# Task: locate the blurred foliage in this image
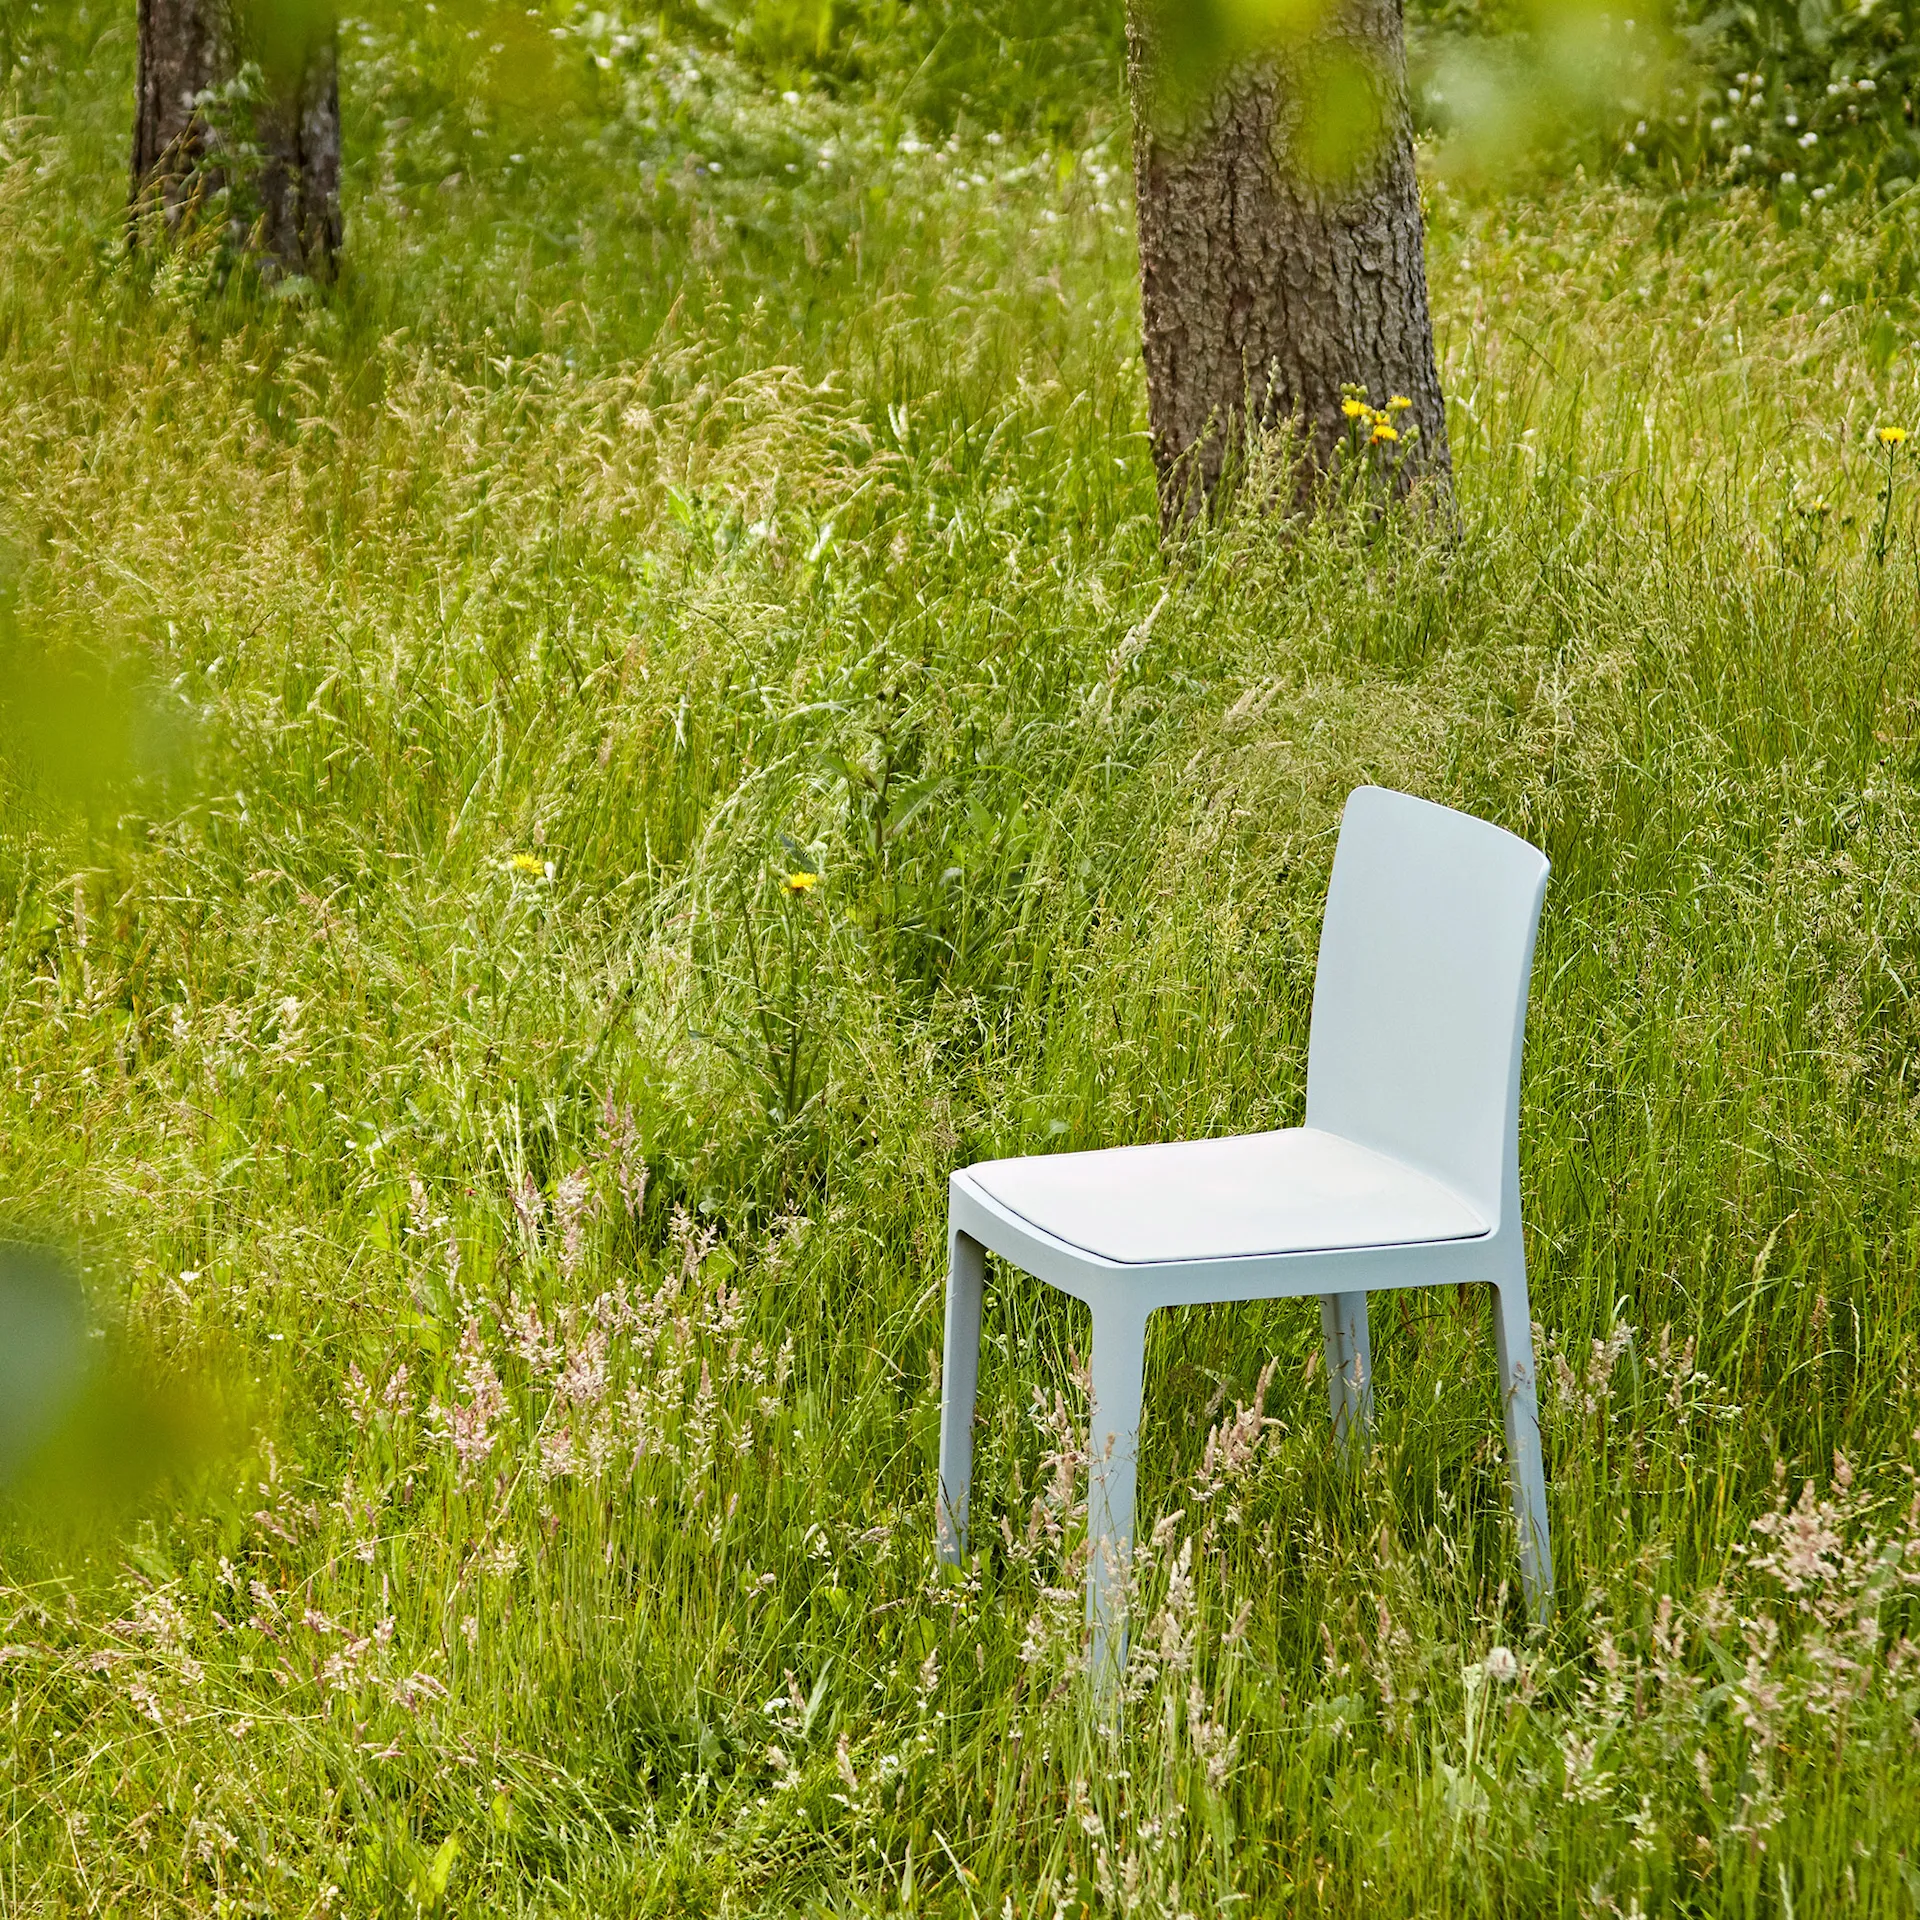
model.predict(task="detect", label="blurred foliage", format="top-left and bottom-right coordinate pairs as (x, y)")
top-left (1409, 0), bottom-right (1671, 184)
top-left (1647, 0), bottom-right (1918, 205)
top-left (13, 0), bottom-right (1906, 211)
top-left (0, 1245), bottom-right (88, 1483)
top-left (0, 1241), bottom-right (233, 1555)
top-left (240, 0), bottom-right (339, 84)
top-left (451, 0), bottom-right (1133, 136)
top-left (641, 0), bottom-right (1127, 131)
top-left (1129, 0), bottom-right (1333, 114)
top-left (0, 565), bottom-right (188, 840)
top-left (1410, 0), bottom-right (1918, 205)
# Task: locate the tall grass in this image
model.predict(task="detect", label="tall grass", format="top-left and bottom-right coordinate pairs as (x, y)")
top-left (4, 3), bottom-right (1920, 1913)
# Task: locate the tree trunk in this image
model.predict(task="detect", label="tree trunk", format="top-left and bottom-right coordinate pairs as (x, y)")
top-left (132, 0), bottom-right (233, 231)
top-left (131, 0), bottom-right (341, 282)
top-left (1127, 0), bottom-right (1450, 529)
top-left (249, 11), bottom-right (342, 279)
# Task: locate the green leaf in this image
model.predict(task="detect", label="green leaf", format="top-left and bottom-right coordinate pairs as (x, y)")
top-left (412, 1833), bottom-right (460, 1910)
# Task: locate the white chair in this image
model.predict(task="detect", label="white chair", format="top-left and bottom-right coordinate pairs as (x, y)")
top-left (935, 786), bottom-right (1553, 1679)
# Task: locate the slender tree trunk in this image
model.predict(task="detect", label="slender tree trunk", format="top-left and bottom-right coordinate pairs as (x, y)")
top-left (249, 9), bottom-right (342, 277)
top-left (131, 0), bottom-right (342, 281)
top-left (1127, 0), bottom-right (1450, 529)
top-left (132, 0), bottom-right (233, 229)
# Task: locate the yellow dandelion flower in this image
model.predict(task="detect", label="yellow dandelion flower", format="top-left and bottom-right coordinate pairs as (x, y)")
top-left (1878, 425), bottom-right (1908, 447)
top-left (1341, 397), bottom-right (1368, 419)
top-left (509, 853), bottom-right (546, 877)
top-left (1387, 394), bottom-right (1413, 411)
top-left (1370, 422), bottom-right (1400, 443)
top-left (782, 871), bottom-right (818, 894)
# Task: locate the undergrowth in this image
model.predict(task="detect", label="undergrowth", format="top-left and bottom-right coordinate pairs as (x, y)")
top-left (3, 2), bottom-right (1920, 1914)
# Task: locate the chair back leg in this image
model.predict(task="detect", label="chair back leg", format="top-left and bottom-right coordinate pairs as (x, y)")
top-left (1319, 1290), bottom-right (1375, 1460)
top-left (1491, 1259), bottom-right (1554, 1619)
top-left (936, 1226), bottom-right (986, 1562)
top-left (1085, 1301), bottom-right (1149, 1693)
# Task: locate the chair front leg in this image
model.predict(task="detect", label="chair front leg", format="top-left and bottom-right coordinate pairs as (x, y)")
top-left (1491, 1256), bottom-right (1553, 1620)
top-left (1319, 1290), bottom-right (1375, 1461)
top-left (936, 1225), bottom-right (986, 1563)
top-left (1086, 1300), bottom-right (1148, 1694)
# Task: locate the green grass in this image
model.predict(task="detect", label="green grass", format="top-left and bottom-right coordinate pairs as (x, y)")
top-left (5, 3), bottom-right (1920, 1913)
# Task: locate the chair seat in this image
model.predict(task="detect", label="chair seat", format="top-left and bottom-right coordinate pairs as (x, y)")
top-left (962, 1126), bottom-right (1487, 1266)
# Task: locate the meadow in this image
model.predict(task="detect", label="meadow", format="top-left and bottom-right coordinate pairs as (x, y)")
top-left (3, 1), bottom-right (1920, 1911)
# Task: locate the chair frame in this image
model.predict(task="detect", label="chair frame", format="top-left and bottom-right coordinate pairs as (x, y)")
top-left (933, 787), bottom-right (1553, 1682)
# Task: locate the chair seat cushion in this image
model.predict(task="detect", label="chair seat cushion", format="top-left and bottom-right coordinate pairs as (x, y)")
top-left (962, 1126), bottom-right (1487, 1265)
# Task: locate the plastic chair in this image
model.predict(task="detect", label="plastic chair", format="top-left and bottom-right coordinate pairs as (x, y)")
top-left (935, 786), bottom-right (1553, 1680)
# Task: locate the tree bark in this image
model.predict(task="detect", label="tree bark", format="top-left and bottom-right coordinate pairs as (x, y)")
top-left (1127, 0), bottom-right (1450, 529)
top-left (131, 0), bottom-right (342, 282)
top-left (132, 0), bottom-right (233, 230)
top-left (249, 12), bottom-right (342, 278)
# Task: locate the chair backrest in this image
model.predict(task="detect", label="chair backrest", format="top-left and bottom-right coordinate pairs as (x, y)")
top-left (1304, 787), bottom-right (1549, 1227)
